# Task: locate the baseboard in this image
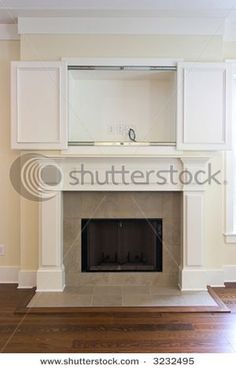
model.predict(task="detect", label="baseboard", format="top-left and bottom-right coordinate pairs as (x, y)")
top-left (1, 265), bottom-right (236, 290)
top-left (18, 270), bottom-right (36, 288)
top-left (36, 268), bottom-right (65, 292)
top-left (224, 265), bottom-right (236, 282)
top-left (180, 268), bottom-right (225, 291)
top-left (0, 266), bottom-right (19, 283)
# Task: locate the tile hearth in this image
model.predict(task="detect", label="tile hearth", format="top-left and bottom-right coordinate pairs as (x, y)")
top-left (28, 286), bottom-right (218, 308)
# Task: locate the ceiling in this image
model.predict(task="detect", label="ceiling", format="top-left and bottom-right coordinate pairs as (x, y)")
top-left (1, 0), bottom-right (236, 24)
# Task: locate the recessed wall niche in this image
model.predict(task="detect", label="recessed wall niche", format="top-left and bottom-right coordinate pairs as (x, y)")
top-left (68, 68), bottom-right (176, 145)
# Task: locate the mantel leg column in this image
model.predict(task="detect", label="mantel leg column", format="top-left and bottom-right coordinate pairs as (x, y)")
top-left (180, 191), bottom-right (205, 290)
top-left (37, 191), bottom-right (65, 291)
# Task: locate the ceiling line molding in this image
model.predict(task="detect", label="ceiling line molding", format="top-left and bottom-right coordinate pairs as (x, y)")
top-left (1, 0), bottom-right (236, 11)
top-left (0, 24), bottom-right (19, 40)
top-left (224, 19), bottom-right (236, 42)
top-left (17, 16), bottom-right (225, 36)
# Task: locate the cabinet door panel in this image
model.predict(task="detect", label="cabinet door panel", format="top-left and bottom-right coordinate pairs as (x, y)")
top-left (177, 62), bottom-right (232, 150)
top-left (11, 61), bottom-right (67, 150)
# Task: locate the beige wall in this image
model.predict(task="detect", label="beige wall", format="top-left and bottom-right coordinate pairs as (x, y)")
top-left (1, 34), bottom-right (236, 274)
top-left (0, 41), bottom-right (20, 267)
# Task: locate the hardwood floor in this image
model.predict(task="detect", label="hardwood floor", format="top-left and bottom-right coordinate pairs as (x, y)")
top-left (1, 284), bottom-right (236, 353)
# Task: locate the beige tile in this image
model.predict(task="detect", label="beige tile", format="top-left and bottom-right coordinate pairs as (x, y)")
top-left (181, 292), bottom-right (218, 306)
top-left (27, 289), bottom-right (218, 308)
top-left (59, 294), bottom-right (92, 307)
top-left (93, 286), bottom-right (122, 296)
top-left (149, 272), bottom-right (179, 287)
top-left (107, 274), bottom-right (153, 286)
top-left (149, 295), bottom-right (186, 306)
top-left (65, 271), bottom-right (79, 286)
top-left (77, 273), bottom-right (110, 285)
top-left (28, 292), bottom-right (92, 307)
top-left (150, 286), bottom-right (181, 295)
top-left (163, 249), bottom-right (180, 272)
top-left (64, 285), bottom-right (93, 295)
top-left (63, 218), bottom-right (80, 245)
top-left (64, 245), bottom-right (81, 273)
top-left (67, 271), bottom-right (179, 288)
top-left (92, 294), bottom-right (122, 306)
top-left (123, 285), bottom-right (150, 295)
top-left (123, 294), bottom-right (202, 307)
top-left (123, 293), bottom-right (161, 306)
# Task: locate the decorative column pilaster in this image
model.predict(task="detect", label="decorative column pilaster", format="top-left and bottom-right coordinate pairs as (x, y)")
top-left (180, 157), bottom-right (209, 290)
top-left (37, 191), bottom-right (65, 291)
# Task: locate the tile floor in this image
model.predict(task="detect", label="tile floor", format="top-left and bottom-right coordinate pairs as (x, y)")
top-left (28, 285), bottom-right (218, 308)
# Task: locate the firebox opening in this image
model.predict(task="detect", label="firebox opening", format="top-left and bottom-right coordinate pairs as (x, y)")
top-left (81, 218), bottom-right (162, 272)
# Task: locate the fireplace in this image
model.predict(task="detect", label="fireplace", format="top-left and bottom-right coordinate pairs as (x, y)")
top-left (81, 218), bottom-right (162, 272)
top-left (36, 157), bottom-right (210, 292)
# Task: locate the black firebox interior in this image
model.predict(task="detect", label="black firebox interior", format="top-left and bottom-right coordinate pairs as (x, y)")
top-left (81, 218), bottom-right (162, 272)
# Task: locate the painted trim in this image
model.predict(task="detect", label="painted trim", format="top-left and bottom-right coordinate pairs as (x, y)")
top-left (180, 268), bottom-right (225, 291)
top-left (177, 62), bottom-right (232, 151)
top-left (224, 233), bottom-right (236, 243)
top-left (180, 266), bottom-right (236, 290)
top-left (224, 20), bottom-right (236, 42)
top-left (0, 24), bottom-right (19, 40)
top-left (0, 266), bottom-right (19, 283)
top-left (36, 269), bottom-right (65, 292)
top-left (0, 265), bottom-right (236, 289)
top-left (18, 16), bottom-right (225, 36)
top-left (37, 192), bottom-right (65, 292)
top-left (182, 192), bottom-right (205, 267)
top-left (224, 63), bottom-right (236, 242)
top-left (18, 270), bottom-right (36, 288)
top-left (11, 61), bottom-right (68, 150)
top-left (224, 265), bottom-right (236, 281)
top-left (63, 57), bottom-right (181, 67)
top-left (62, 145), bottom-right (182, 157)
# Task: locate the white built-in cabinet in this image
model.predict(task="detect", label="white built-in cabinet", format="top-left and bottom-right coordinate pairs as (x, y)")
top-left (11, 61), bottom-right (67, 150)
top-left (177, 62), bottom-right (232, 150)
top-left (10, 59), bottom-right (232, 151)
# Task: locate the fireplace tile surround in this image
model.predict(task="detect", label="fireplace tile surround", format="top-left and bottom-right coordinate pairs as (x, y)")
top-left (63, 191), bottom-right (181, 288)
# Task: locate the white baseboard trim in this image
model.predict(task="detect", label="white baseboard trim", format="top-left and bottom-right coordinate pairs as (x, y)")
top-left (1, 265), bottom-right (236, 290)
top-left (18, 270), bottom-right (36, 288)
top-left (224, 265), bottom-right (236, 282)
top-left (0, 266), bottom-right (20, 283)
top-left (180, 268), bottom-right (225, 291)
top-left (36, 268), bottom-right (65, 292)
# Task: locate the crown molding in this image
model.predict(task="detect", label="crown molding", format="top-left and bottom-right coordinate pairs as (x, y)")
top-left (0, 24), bottom-right (19, 40)
top-left (224, 19), bottom-right (236, 42)
top-left (18, 16), bottom-right (225, 36)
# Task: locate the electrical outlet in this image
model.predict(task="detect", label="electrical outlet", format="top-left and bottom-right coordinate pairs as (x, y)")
top-left (107, 123), bottom-right (137, 138)
top-left (107, 125), bottom-right (113, 135)
top-left (0, 244), bottom-right (5, 256)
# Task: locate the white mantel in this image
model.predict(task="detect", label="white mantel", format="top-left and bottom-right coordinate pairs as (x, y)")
top-left (36, 155), bottom-right (224, 292)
